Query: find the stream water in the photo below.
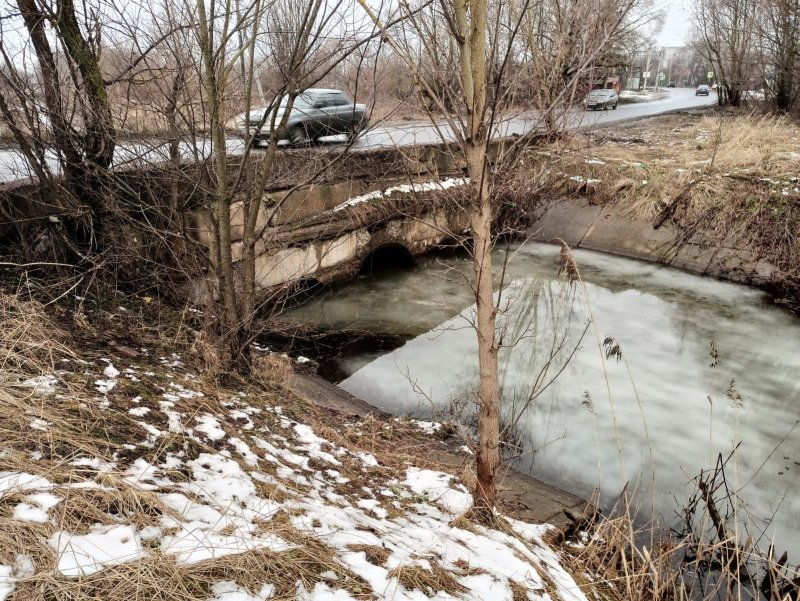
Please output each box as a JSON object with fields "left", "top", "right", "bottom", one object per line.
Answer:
{"left": 283, "top": 242, "right": 800, "bottom": 557}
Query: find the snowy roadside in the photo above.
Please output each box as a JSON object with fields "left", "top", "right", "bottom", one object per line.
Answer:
{"left": 0, "top": 298, "right": 593, "bottom": 601}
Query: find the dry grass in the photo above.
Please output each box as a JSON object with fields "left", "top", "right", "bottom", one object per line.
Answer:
{"left": 388, "top": 559, "right": 468, "bottom": 597}
{"left": 0, "top": 291, "right": 380, "bottom": 601}
{"left": 252, "top": 351, "right": 294, "bottom": 388}
{"left": 346, "top": 544, "right": 390, "bottom": 566}
{"left": 0, "top": 294, "right": 72, "bottom": 376}
{"left": 517, "top": 111, "right": 800, "bottom": 308}
{"left": 560, "top": 489, "right": 800, "bottom": 601}
{"left": 15, "top": 544, "right": 372, "bottom": 601}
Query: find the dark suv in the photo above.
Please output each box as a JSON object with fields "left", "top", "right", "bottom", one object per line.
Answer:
{"left": 696, "top": 84, "right": 710, "bottom": 96}
{"left": 239, "top": 89, "right": 368, "bottom": 145}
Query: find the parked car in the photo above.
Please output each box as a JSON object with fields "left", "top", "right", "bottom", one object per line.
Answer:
{"left": 237, "top": 89, "right": 368, "bottom": 146}
{"left": 583, "top": 88, "right": 618, "bottom": 111}
{"left": 696, "top": 84, "right": 710, "bottom": 96}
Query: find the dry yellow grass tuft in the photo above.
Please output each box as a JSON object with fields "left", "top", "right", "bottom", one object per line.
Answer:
{"left": 388, "top": 560, "right": 468, "bottom": 597}
{"left": 0, "top": 294, "right": 72, "bottom": 377}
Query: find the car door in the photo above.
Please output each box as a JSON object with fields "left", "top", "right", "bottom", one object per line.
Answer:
{"left": 309, "top": 93, "right": 337, "bottom": 136}
{"left": 327, "top": 92, "right": 354, "bottom": 134}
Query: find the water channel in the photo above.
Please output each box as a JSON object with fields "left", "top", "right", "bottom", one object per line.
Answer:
{"left": 283, "top": 242, "right": 800, "bottom": 557}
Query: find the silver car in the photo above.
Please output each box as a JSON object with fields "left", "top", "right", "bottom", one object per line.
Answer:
{"left": 584, "top": 88, "right": 619, "bottom": 111}
{"left": 238, "top": 89, "right": 368, "bottom": 146}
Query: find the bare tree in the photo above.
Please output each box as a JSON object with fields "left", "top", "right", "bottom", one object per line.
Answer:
{"left": 358, "top": 0, "right": 641, "bottom": 516}
{"left": 693, "top": 0, "right": 759, "bottom": 105}
{"left": 0, "top": 0, "right": 118, "bottom": 261}
{"left": 758, "top": 0, "right": 800, "bottom": 111}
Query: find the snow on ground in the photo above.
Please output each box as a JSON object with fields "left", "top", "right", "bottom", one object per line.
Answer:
{"left": 0, "top": 355, "right": 590, "bottom": 601}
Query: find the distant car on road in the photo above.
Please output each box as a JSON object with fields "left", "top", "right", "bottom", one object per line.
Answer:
{"left": 696, "top": 84, "right": 710, "bottom": 96}
{"left": 237, "top": 89, "right": 368, "bottom": 146}
{"left": 584, "top": 88, "right": 618, "bottom": 111}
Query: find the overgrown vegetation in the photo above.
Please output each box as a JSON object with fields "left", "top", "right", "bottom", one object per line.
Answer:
{"left": 518, "top": 111, "right": 800, "bottom": 309}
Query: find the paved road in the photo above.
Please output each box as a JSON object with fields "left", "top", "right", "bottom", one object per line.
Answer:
{"left": 353, "top": 87, "right": 716, "bottom": 148}
{"left": 0, "top": 88, "right": 715, "bottom": 183}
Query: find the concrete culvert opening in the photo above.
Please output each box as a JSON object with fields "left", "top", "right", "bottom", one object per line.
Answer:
{"left": 360, "top": 244, "right": 415, "bottom": 276}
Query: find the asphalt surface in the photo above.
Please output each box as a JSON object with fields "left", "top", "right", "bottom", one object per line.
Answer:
{"left": 353, "top": 87, "right": 716, "bottom": 149}
{"left": 0, "top": 88, "right": 715, "bottom": 183}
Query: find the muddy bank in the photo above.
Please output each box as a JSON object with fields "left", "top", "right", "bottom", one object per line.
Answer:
{"left": 260, "top": 320, "right": 588, "bottom": 526}
{"left": 287, "top": 369, "right": 588, "bottom": 526}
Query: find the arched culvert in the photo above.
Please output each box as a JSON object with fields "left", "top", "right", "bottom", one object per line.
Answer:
{"left": 359, "top": 244, "right": 415, "bottom": 276}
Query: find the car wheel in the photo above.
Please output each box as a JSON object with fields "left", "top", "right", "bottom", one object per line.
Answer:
{"left": 289, "top": 125, "right": 308, "bottom": 146}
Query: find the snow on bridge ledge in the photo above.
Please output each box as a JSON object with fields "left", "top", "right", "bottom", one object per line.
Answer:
{"left": 332, "top": 177, "right": 469, "bottom": 212}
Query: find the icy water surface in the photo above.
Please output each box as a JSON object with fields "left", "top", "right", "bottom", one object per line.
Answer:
{"left": 284, "top": 242, "right": 800, "bottom": 556}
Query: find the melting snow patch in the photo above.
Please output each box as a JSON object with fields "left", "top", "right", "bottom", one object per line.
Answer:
{"left": 21, "top": 374, "right": 58, "bottom": 396}
{"left": 13, "top": 492, "right": 61, "bottom": 523}
{"left": 403, "top": 467, "right": 473, "bottom": 514}
{"left": 95, "top": 379, "right": 117, "bottom": 394}
{"left": 70, "top": 457, "right": 116, "bottom": 472}
{"left": 161, "top": 530, "right": 292, "bottom": 564}
{"left": 0, "top": 566, "right": 13, "bottom": 601}
{"left": 357, "top": 452, "right": 378, "bottom": 467}
{"left": 209, "top": 581, "right": 276, "bottom": 601}
{"left": 129, "top": 406, "right": 150, "bottom": 417}
{"left": 29, "top": 418, "right": 49, "bottom": 431}
{"left": 0, "top": 472, "right": 53, "bottom": 493}
{"left": 356, "top": 499, "right": 387, "bottom": 519}
{"left": 50, "top": 524, "right": 145, "bottom": 577}
{"left": 102, "top": 362, "right": 120, "bottom": 379}
{"left": 568, "top": 175, "right": 601, "bottom": 185}
{"left": 195, "top": 414, "right": 226, "bottom": 440}
{"left": 412, "top": 420, "right": 441, "bottom": 435}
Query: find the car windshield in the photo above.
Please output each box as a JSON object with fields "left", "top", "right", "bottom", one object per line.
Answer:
{"left": 589, "top": 89, "right": 612, "bottom": 96}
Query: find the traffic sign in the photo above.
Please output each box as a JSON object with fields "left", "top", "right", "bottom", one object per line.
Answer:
{"left": 643, "top": 71, "right": 651, "bottom": 78}
{"left": 707, "top": 71, "right": 714, "bottom": 79}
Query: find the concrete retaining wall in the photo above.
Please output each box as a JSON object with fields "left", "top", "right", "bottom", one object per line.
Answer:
{"left": 529, "top": 198, "right": 778, "bottom": 286}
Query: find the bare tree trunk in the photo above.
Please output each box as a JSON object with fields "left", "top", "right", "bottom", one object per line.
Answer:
{"left": 469, "top": 171, "right": 501, "bottom": 514}
{"left": 456, "top": 0, "right": 502, "bottom": 515}
{"left": 195, "top": 0, "right": 242, "bottom": 364}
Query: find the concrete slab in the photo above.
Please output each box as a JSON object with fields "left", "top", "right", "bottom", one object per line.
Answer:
{"left": 530, "top": 199, "right": 602, "bottom": 246}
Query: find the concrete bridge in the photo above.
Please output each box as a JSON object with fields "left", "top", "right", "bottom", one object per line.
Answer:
{"left": 192, "top": 174, "right": 472, "bottom": 296}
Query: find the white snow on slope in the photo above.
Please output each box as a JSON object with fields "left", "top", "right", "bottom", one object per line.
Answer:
{"left": 49, "top": 524, "right": 145, "bottom": 577}
{"left": 2, "top": 358, "right": 590, "bottom": 601}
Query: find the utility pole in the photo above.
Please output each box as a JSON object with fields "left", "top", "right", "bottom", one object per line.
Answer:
{"left": 654, "top": 47, "right": 664, "bottom": 90}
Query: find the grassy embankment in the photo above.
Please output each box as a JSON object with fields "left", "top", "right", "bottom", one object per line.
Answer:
{"left": 0, "top": 290, "right": 606, "bottom": 601}
{"left": 526, "top": 112, "right": 800, "bottom": 309}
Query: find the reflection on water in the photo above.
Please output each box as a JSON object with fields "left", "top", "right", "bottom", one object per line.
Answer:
{"left": 284, "top": 242, "right": 800, "bottom": 556}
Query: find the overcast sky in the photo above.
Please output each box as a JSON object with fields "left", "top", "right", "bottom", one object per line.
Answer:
{"left": 656, "top": 0, "right": 694, "bottom": 46}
